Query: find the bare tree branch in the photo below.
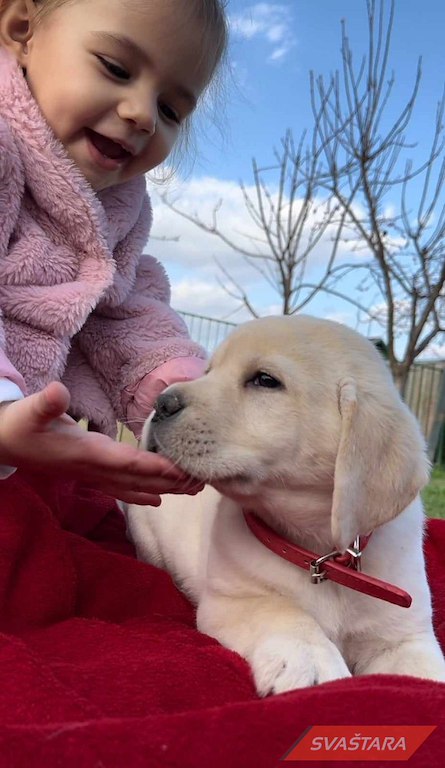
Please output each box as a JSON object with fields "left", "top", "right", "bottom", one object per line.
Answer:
{"left": 311, "top": 0, "right": 445, "bottom": 391}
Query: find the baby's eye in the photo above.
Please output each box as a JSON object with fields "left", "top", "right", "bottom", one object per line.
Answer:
{"left": 97, "top": 56, "right": 130, "bottom": 81}
{"left": 159, "top": 102, "right": 180, "bottom": 125}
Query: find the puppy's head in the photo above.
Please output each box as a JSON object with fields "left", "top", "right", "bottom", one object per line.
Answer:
{"left": 143, "top": 315, "right": 429, "bottom": 549}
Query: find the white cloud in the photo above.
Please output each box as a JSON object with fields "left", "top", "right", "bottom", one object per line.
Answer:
{"left": 149, "top": 174, "right": 363, "bottom": 262}
{"left": 229, "top": 3, "right": 296, "bottom": 63}
{"left": 269, "top": 45, "right": 289, "bottom": 62}
{"left": 146, "top": 177, "right": 269, "bottom": 318}
{"left": 145, "top": 174, "right": 372, "bottom": 321}
{"left": 149, "top": 175, "right": 274, "bottom": 269}
{"left": 324, "top": 311, "right": 356, "bottom": 328}
{"left": 267, "top": 24, "right": 287, "bottom": 44}
{"left": 230, "top": 16, "right": 262, "bottom": 39}
{"left": 172, "top": 278, "right": 241, "bottom": 319}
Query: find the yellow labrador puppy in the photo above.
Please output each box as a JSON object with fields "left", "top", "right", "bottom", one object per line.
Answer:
{"left": 126, "top": 315, "right": 445, "bottom": 696}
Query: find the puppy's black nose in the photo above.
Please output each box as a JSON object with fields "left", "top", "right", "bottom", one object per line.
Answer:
{"left": 152, "top": 390, "right": 185, "bottom": 422}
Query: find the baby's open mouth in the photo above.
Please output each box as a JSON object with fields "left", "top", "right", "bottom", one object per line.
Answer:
{"left": 85, "top": 128, "right": 131, "bottom": 161}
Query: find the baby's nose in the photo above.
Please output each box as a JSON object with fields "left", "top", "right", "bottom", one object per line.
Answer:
{"left": 118, "top": 92, "right": 157, "bottom": 135}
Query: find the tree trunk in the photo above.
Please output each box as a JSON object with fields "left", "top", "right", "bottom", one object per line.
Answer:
{"left": 391, "top": 362, "right": 410, "bottom": 400}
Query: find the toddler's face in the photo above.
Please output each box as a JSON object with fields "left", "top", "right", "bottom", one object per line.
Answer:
{"left": 19, "top": 0, "right": 212, "bottom": 190}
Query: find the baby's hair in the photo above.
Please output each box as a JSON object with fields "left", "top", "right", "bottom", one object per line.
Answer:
{"left": 0, "top": 0, "right": 65, "bottom": 21}
{"left": 1, "top": 0, "right": 228, "bottom": 83}
{"left": 169, "top": 0, "right": 229, "bottom": 174}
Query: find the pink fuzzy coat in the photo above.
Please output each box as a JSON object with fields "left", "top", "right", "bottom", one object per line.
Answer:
{"left": 0, "top": 49, "right": 206, "bottom": 437}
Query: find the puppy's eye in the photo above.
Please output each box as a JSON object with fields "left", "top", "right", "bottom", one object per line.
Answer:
{"left": 246, "top": 372, "right": 283, "bottom": 389}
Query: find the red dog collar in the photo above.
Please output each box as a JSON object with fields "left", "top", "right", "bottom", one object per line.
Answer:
{"left": 243, "top": 511, "right": 412, "bottom": 608}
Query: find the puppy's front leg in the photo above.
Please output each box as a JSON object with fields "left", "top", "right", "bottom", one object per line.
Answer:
{"left": 350, "top": 632, "right": 445, "bottom": 681}
{"left": 197, "top": 591, "right": 351, "bottom": 696}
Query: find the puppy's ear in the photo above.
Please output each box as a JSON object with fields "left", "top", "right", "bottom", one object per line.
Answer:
{"left": 331, "top": 377, "right": 430, "bottom": 551}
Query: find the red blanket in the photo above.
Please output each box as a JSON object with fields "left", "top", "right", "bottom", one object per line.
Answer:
{"left": 0, "top": 470, "right": 444, "bottom": 767}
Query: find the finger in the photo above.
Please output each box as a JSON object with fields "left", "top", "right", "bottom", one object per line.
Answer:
{"left": 186, "top": 482, "right": 205, "bottom": 495}
{"left": 100, "top": 441, "right": 192, "bottom": 480}
{"left": 168, "top": 481, "right": 205, "bottom": 495}
{"left": 27, "top": 382, "right": 71, "bottom": 426}
{"left": 132, "top": 451, "right": 190, "bottom": 478}
{"left": 113, "top": 490, "right": 162, "bottom": 506}
{"left": 93, "top": 470, "right": 200, "bottom": 496}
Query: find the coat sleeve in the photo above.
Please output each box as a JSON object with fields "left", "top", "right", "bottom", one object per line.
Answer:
{"left": 74, "top": 251, "right": 207, "bottom": 435}
{"left": 0, "top": 118, "right": 27, "bottom": 396}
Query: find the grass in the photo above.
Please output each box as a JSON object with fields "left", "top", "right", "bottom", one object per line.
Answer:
{"left": 423, "top": 466, "right": 445, "bottom": 519}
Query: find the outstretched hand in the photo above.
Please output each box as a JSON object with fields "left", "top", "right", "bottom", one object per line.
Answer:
{"left": 0, "top": 381, "right": 203, "bottom": 505}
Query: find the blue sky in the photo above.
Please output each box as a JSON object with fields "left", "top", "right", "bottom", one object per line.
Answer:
{"left": 147, "top": 1, "right": 445, "bottom": 357}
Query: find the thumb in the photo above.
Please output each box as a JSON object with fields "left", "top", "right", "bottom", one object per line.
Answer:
{"left": 28, "top": 381, "right": 71, "bottom": 424}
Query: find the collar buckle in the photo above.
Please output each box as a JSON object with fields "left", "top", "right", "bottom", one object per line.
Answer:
{"left": 310, "top": 535, "right": 364, "bottom": 584}
{"left": 310, "top": 550, "right": 341, "bottom": 583}
{"left": 344, "top": 535, "right": 364, "bottom": 572}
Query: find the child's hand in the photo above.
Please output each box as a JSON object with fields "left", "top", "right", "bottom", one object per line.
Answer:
{"left": 0, "top": 381, "right": 204, "bottom": 505}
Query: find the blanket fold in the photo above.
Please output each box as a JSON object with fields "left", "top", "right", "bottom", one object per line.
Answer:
{"left": 0, "top": 471, "right": 444, "bottom": 767}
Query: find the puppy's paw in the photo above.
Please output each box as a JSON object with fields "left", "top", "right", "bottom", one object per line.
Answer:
{"left": 356, "top": 637, "right": 445, "bottom": 682}
{"left": 250, "top": 632, "right": 351, "bottom": 696}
